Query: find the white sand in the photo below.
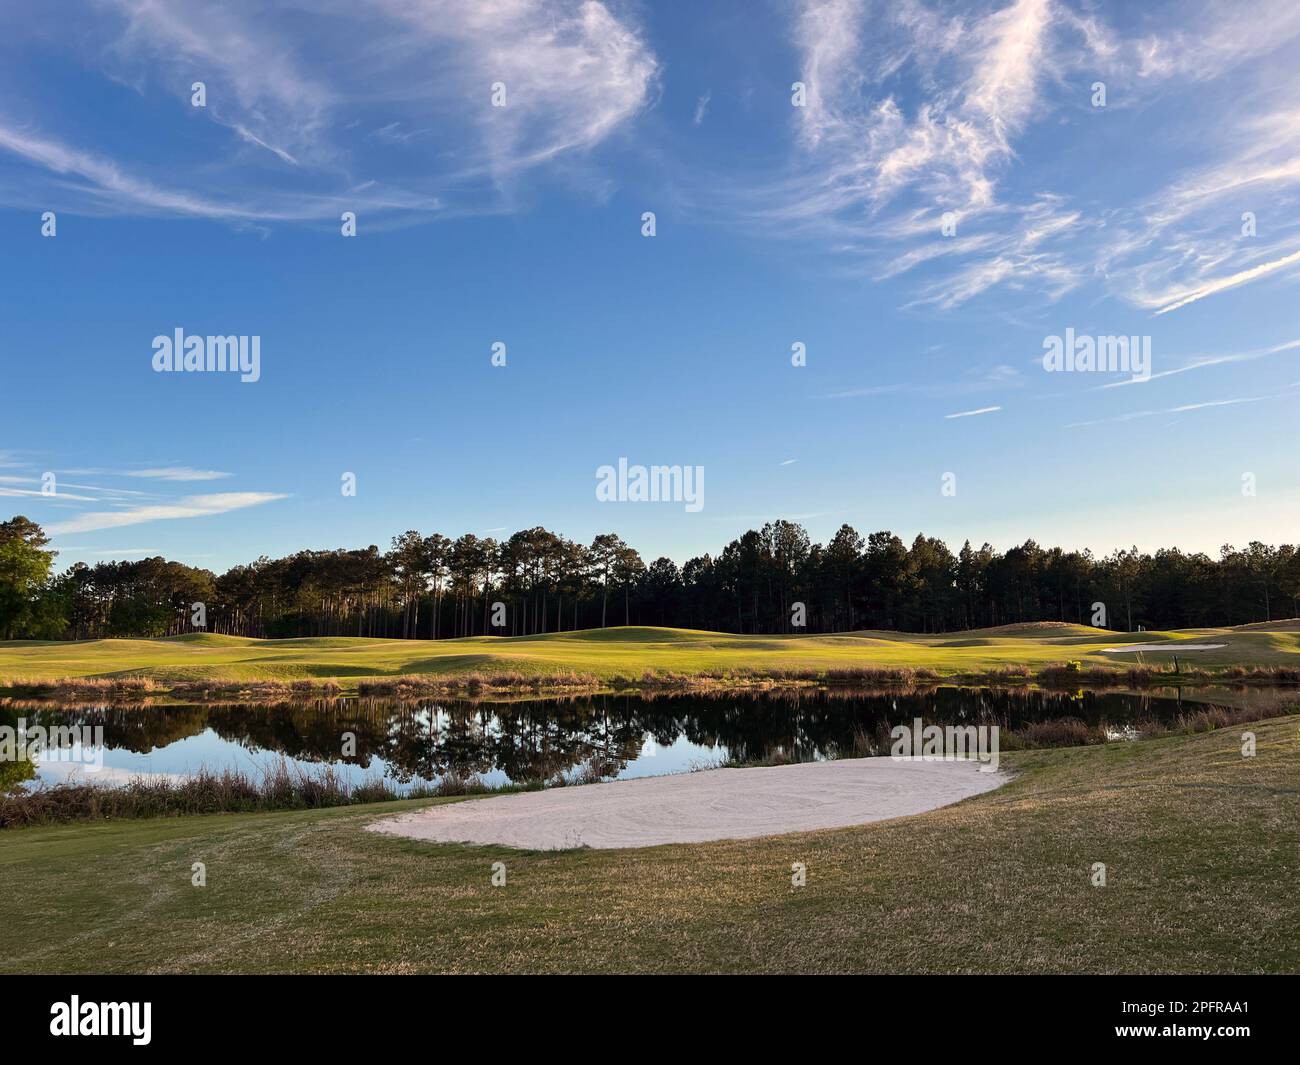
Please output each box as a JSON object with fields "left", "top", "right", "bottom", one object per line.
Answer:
{"left": 367, "top": 757, "right": 1007, "bottom": 851}
{"left": 1102, "top": 643, "right": 1226, "bottom": 652}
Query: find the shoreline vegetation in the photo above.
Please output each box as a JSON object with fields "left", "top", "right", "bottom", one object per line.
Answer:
{"left": 0, "top": 761, "right": 507, "bottom": 829}
{"left": 5, "top": 660, "right": 1300, "bottom": 702}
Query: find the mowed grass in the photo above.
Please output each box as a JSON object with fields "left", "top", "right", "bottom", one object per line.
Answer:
{"left": 2, "top": 717, "right": 1297, "bottom": 974}
{"left": 3, "top": 621, "right": 1300, "bottom": 690}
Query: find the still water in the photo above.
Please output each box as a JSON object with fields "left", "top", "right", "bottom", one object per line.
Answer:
{"left": 3, "top": 685, "right": 1273, "bottom": 794}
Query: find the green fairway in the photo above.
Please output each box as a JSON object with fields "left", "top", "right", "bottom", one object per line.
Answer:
{"left": 3, "top": 621, "right": 1300, "bottom": 692}
{"left": 2, "top": 715, "right": 1296, "bottom": 974}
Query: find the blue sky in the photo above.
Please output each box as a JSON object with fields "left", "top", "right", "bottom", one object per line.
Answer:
{"left": 2, "top": 0, "right": 1300, "bottom": 571}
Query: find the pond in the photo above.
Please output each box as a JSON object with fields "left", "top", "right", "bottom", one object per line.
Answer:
{"left": 2, "top": 685, "right": 1294, "bottom": 793}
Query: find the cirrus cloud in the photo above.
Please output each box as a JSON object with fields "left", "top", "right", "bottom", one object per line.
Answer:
{"left": 0, "top": 0, "right": 659, "bottom": 224}
{"left": 46, "top": 492, "right": 286, "bottom": 535}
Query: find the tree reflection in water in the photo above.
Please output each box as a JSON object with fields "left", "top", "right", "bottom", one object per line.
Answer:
{"left": 6, "top": 684, "right": 1259, "bottom": 790}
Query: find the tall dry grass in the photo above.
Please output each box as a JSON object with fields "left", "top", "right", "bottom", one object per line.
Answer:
{"left": 358, "top": 671, "right": 599, "bottom": 696}
{"left": 0, "top": 760, "right": 466, "bottom": 828}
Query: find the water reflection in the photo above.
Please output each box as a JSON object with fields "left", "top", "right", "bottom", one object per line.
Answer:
{"left": 3, "top": 685, "right": 1290, "bottom": 793}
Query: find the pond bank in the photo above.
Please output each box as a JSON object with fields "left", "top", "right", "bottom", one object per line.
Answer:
{"left": 6, "top": 661, "right": 1300, "bottom": 703}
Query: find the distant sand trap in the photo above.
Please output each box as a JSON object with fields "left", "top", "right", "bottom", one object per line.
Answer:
{"left": 1102, "top": 643, "right": 1226, "bottom": 652}
{"left": 367, "top": 757, "right": 1007, "bottom": 850}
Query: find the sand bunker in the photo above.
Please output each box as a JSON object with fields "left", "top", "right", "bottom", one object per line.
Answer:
{"left": 367, "top": 757, "right": 1007, "bottom": 850}
{"left": 1102, "top": 643, "right": 1226, "bottom": 652}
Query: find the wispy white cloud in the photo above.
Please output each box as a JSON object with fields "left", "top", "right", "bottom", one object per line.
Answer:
{"left": 0, "top": 0, "right": 658, "bottom": 223}
{"left": 824, "top": 361, "right": 1021, "bottom": 400}
{"left": 1154, "top": 249, "right": 1300, "bottom": 314}
{"left": 822, "top": 384, "right": 908, "bottom": 399}
{"left": 104, "top": 0, "right": 333, "bottom": 163}
{"left": 0, "top": 473, "right": 154, "bottom": 500}
{"left": 1097, "top": 98, "right": 1300, "bottom": 315}
{"left": 0, "top": 484, "right": 100, "bottom": 502}
{"left": 1065, "top": 385, "right": 1300, "bottom": 428}
{"left": 1128, "top": 0, "right": 1300, "bottom": 81}
{"left": 1095, "top": 338, "right": 1300, "bottom": 389}
{"left": 790, "top": 0, "right": 1055, "bottom": 211}
{"left": 122, "top": 467, "right": 232, "bottom": 481}
{"left": 46, "top": 492, "right": 286, "bottom": 535}
{"left": 0, "top": 123, "right": 280, "bottom": 220}
{"left": 1061, "top": 2, "right": 1300, "bottom": 313}
{"left": 739, "top": 0, "right": 1300, "bottom": 314}
{"left": 945, "top": 405, "right": 1001, "bottom": 419}
{"left": 722, "top": 0, "right": 1114, "bottom": 310}
{"left": 694, "top": 91, "right": 711, "bottom": 126}
{"left": 372, "top": 0, "right": 658, "bottom": 177}
{"left": 230, "top": 124, "right": 301, "bottom": 167}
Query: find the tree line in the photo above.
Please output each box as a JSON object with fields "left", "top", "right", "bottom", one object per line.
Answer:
{"left": 2, "top": 514, "right": 1298, "bottom": 641}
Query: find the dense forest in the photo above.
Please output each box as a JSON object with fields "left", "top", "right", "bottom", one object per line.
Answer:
{"left": 1, "top": 514, "right": 1298, "bottom": 641}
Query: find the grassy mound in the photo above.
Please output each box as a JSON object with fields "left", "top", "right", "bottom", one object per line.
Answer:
{"left": 961, "top": 621, "right": 1102, "bottom": 637}
{"left": 3, "top": 624, "right": 1300, "bottom": 694}
{"left": 1231, "top": 618, "right": 1300, "bottom": 632}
